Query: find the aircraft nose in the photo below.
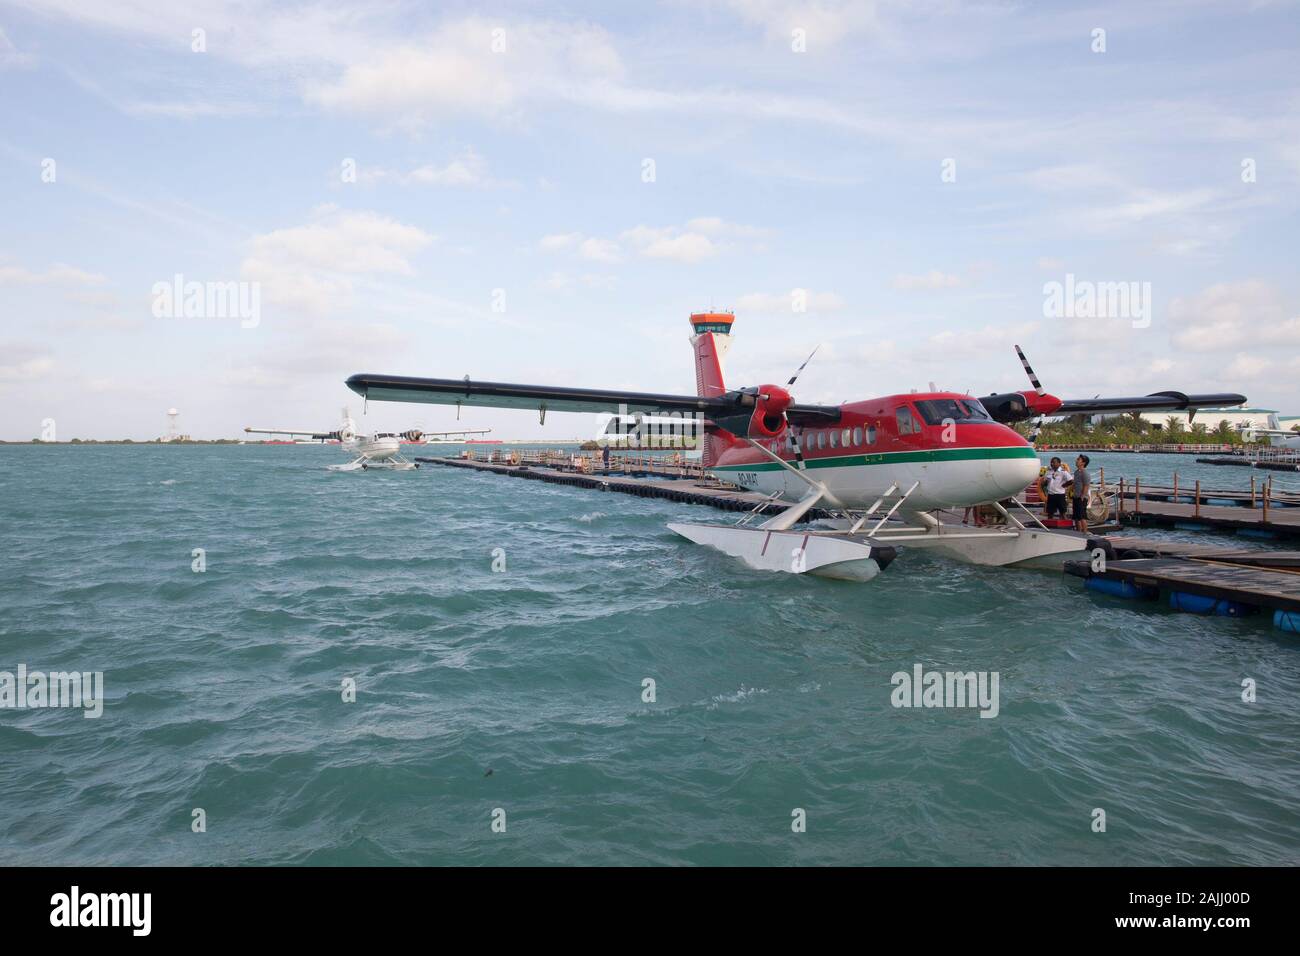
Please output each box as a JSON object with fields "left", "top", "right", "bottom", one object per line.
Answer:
{"left": 990, "top": 454, "right": 1040, "bottom": 500}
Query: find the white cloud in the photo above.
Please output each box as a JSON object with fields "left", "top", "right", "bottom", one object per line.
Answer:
{"left": 685, "top": 217, "right": 774, "bottom": 239}
{"left": 1023, "top": 164, "right": 1123, "bottom": 193}
{"left": 539, "top": 233, "right": 582, "bottom": 251}
{"left": 306, "top": 18, "right": 624, "bottom": 128}
{"left": 240, "top": 209, "right": 434, "bottom": 314}
{"left": 716, "top": 0, "right": 888, "bottom": 47}
{"left": 0, "top": 263, "right": 107, "bottom": 285}
{"left": 621, "top": 219, "right": 767, "bottom": 263}
{"left": 537, "top": 233, "right": 623, "bottom": 261}
{"left": 736, "top": 290, "right": 845, "bottom": 312}
{"left": 638, "top": 232, "right": 717, "bottom": 263}
{"left": 1168, "top": 280, "right": 1300, "bottom": 352}
{"left": 1223, "top": 352, "right": 1272, "bottom": 379}
{"left": 362, "top": 149, "right": 494, "bottom": 187}
{"left": 1082, "top": 187, "right": 1223, "bottom": 230}
{"left": 542, "top": 272, "right": 616, "bottom": 291}
{"left": 0, "top": 344, "right": 54, "bottom": 385}
{"left": 579, "top": 237, "right": 623, "bottom": 263}
{"left": 926, "top": 322, "right": 1041, "bottom": 358}
{"left": 0, "top": 26, "right": 34, "bottom": 68}
{"left": 538, "top": 218, "right": 766, "bottom": 266}
{"left": 893, "top": 270, "right": 962, "bottom": 291}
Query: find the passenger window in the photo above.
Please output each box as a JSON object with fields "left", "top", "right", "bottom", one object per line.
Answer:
{"left": 829, "top": 429, "right": 839, "bottom": 448}
{"left": 842, "top": 428, "right": 852, "bottom": 447}
{"left": 867, "top": 425, "right": 877, "bottom": 445}
{"left": 852, "top": 426, "right": 863, "bottom": 446}
{"left": 817, "top": 431, "right": 826, "bottom": 450}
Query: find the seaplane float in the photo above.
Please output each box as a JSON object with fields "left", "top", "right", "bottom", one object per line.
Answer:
{"left": 245, "top": 409, "right": 488, "bottom": 471}
{"left": 344, "top": 313, "right": 1245, "bottom": 579}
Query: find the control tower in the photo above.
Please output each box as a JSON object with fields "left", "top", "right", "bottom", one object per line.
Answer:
{"left": 687, "top": 312, "right": 734, "bottom": 399}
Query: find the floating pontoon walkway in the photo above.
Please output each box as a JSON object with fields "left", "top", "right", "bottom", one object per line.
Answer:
{"left": 1113, "top": 483, "right": 1299, "bottom": 508}
{"left": 416, "top": 456, "right": 835, "bottom": 519}
{"left": 1117, "top": 500, "right": 1300, "bottom": 540}
{"left": 1103, "top": 535, "right": 1300, "bottom": 568}
{"left": 1066, "top": 548, "right": 1300, "bottom": 632}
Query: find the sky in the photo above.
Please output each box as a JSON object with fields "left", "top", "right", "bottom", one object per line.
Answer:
{"left": 1, "top": 0, "right": 1298, "bottom": 441}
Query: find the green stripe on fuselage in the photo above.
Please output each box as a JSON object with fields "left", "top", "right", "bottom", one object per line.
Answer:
{"left": 713, "top": 445, "right": 1037, "bottom": 472}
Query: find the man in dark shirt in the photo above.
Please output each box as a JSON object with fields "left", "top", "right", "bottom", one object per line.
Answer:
{"left": 1070, "top": 454, "right": 1091, "bottom": 531}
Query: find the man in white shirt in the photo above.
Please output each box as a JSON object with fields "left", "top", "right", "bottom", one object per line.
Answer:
{"left": 1044, "top": 457, "right": 1069, "bottom": 519}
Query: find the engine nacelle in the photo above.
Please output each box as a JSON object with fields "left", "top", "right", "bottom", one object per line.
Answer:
{"left": 746, "top": 384, "right": 792, "bottom": 438}
{"left": 980, "top": 391, "right": 1060, "bottom": 423}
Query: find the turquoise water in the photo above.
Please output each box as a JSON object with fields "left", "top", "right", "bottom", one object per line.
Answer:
{"left": 1, "top": 444, "right": 1298, "bottom": 866}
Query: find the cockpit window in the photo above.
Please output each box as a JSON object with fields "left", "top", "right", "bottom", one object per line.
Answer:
{"left": 896, "top": 406, "right": 919, "bottom": 435}
{"left": 914, "top": 398, "right": 993, "bottom": 426}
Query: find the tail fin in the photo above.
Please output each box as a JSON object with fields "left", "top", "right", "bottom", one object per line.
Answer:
{"left": 688, "top": 312, "right": 735, "bottom": 467}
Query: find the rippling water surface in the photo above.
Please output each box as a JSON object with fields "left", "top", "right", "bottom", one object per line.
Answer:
{"left": 1, "top": 444, "right": 1297, "bottom": 866}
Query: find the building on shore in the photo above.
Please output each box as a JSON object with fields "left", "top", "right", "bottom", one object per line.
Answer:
{"left": 1135, "top": 407, "right": 1280, "bottom": 430}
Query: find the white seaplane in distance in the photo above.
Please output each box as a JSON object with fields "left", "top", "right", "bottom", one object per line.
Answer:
{"left": 1242, "top": 425, "right": 1300, "bottom": 451}
{"left": 245, "top": 409, "right": 489, "bottom": 471}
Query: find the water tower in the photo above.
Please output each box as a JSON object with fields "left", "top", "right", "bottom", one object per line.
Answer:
{"left": 167, "top": 408, "right": 179, "bottom": 442}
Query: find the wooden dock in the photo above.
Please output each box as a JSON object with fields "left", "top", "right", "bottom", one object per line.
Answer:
{"left": 1068, "top": 556, "right": 1300, "bottom": 613}
{"left": 1116, "top": 500, "right": 1300, "bottom": 540}
{"left": 1113, "top": 482, "right": 1299, "bottom": 508}
{"left": 1072, "top": 533, "right": 1300, "bottom": 630}
{"left": 1104, "top": 535, "right": 1300, "bottom": 568}
{"left": 1099, "top": 473, "right": 1300, "bottom": 540}
{"left": 416, "top": 456, "right": 834, "bottom": 518}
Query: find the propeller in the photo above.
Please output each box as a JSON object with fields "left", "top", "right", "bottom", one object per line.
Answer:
{"left": 771, "top": 345, "right": 820, "bottom": 454}
{"left": 338, "top": 407, "right": 357, "bottom": 443}
{"left": 1015, "top": 345, "right": 1045, "bottom": 397}
{"left": 786, "top": 345, "right": 820, "bottom": 388}
{"left": 1015, "top": 344, "right": 1047, "bottom": 445}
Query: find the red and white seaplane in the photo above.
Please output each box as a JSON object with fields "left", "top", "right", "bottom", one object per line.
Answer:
{"left": 345, "top": 314, "right": 1245, "bottom": 579}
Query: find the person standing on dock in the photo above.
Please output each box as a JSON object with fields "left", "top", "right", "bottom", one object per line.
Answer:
{"left": 1069, "top": 454, "right": 1091, "bottom": 532}
{"left": 1044, "top": 457, "right": 1069, "bottom": 519}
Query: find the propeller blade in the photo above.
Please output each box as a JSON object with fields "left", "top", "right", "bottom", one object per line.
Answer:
{"left": 786, "top": 345, "right": 821, "bottom": 388}
{"left": 1014, "top": 345, "right": 1045, "bottom": 397}
{"left": 1027, "top": 415, "right": 1045, "bottom": 445}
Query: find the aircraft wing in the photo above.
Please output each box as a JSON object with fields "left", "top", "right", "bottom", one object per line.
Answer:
{"left": 244, "top": 426, "right": 336, "bottom": 439}
{"left": 345, "top": 373, "right": 842, "bottom": 426}
{"left": 1052, "top": 392, "right": 1249, "bottom": 418}
{"left": 1242, "top": 427, "right": 1299, "bottom": 437}
{"left": 979, "top": 390, "right": 1248, "bottom": 424}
